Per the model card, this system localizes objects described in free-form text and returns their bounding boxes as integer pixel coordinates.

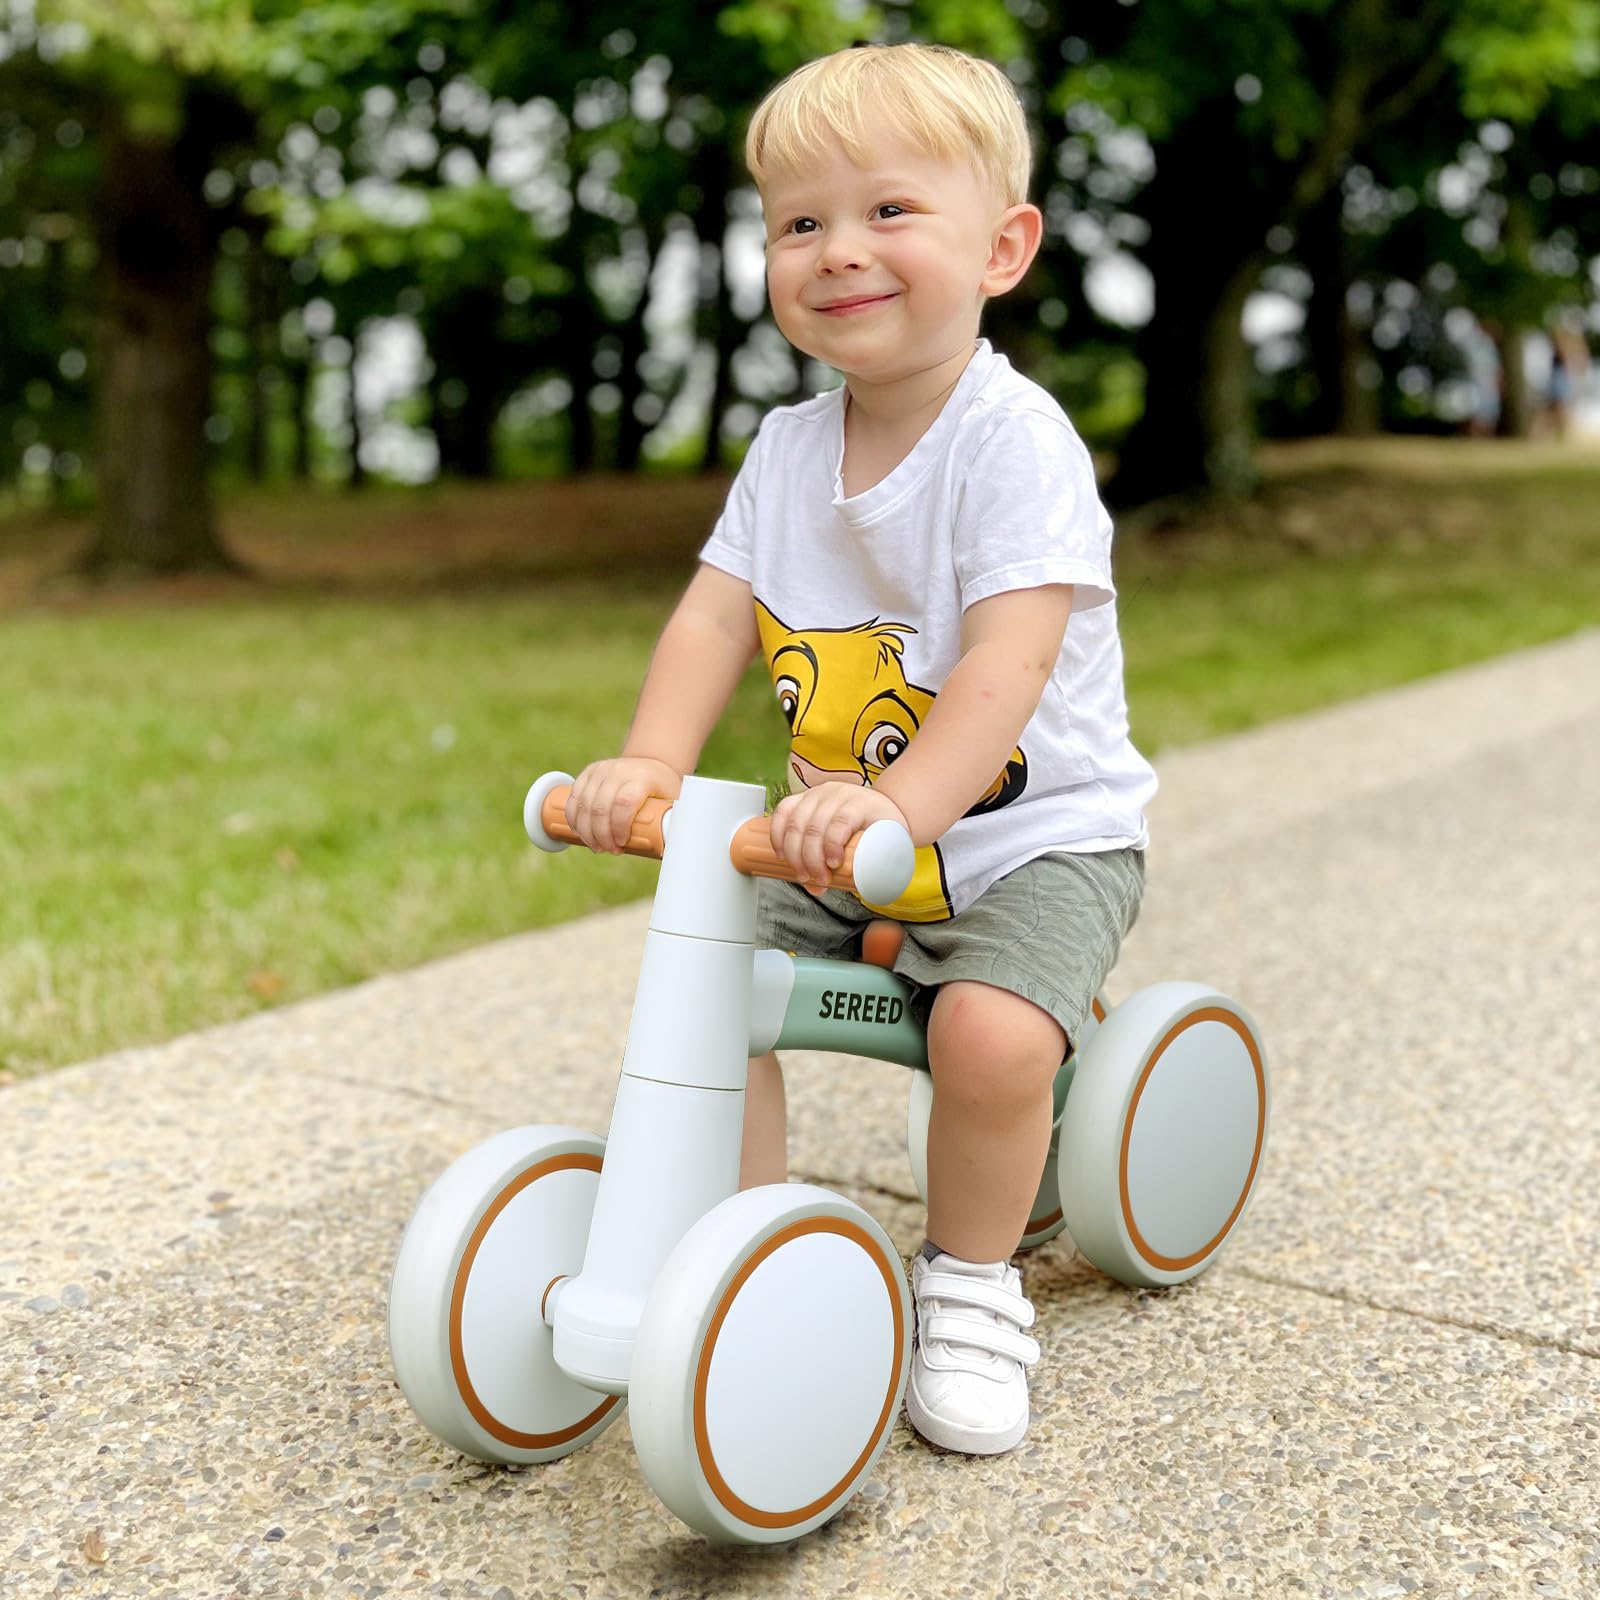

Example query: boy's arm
[566,563,759,853]
[770,585,1073,885]
[622,563,760,769]
[875,584,1073,842]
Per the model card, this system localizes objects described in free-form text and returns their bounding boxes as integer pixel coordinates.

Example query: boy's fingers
[807,803,844,874]
[567,782,593,845]
[777,801,808,871]
[789,822,811,872]
[823,810,856,868]
[591,780,615,844]
[609,788,637,853]
[804,811,835,885]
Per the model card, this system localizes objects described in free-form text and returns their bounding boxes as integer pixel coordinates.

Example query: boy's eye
[875,204,905,219]
[784,203,908,236]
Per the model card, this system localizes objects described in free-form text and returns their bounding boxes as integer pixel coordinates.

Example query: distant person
[1541,327,1590,440]
[562,41,1154,1457]
[1563,330,1596,436]
[1461,318,1502,438]
[1544,346,1571,439]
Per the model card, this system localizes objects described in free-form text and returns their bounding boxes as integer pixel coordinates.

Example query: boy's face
[760,125,1023,388]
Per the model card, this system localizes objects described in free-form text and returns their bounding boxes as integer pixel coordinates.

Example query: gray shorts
[756,848,1145,1051]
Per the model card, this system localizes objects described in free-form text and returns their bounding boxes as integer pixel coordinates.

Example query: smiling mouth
[815,294,897,316]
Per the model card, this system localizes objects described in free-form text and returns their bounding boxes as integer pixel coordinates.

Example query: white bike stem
[551,776,766,1395]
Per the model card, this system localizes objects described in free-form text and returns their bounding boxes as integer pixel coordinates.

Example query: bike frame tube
[551,775,765,1394]
[550,775,927,1396]
[753,951,929,1072]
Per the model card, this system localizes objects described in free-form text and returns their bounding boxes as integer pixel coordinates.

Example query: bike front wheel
[389,1125,623,1465]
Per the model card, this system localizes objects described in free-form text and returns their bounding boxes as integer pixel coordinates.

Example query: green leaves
[258,179,562,293]
[1446,0,1600,122]
[717,0,882,70]
[44,0,253,77]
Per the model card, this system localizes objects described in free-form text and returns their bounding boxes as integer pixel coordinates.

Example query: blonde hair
[745,43,1032,209]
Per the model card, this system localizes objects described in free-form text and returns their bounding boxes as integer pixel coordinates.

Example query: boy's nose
[817,229,870,274]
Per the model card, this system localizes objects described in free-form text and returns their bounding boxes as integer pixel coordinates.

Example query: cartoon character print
[755,599,1027,921]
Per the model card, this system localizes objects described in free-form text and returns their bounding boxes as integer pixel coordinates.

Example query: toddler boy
[565,41,1156,1455]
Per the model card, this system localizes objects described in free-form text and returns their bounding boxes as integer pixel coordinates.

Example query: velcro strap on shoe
[918,1272,1037,1328]
[924,1313,1041,1367]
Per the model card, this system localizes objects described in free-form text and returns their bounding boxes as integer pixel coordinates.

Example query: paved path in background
[4,631,1598,1600]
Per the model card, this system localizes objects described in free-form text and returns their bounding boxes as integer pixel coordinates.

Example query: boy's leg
[924,981,1064,1260]
[909,979,1061,1456]
[739,1051,788,1189]
[743,874,866,1193]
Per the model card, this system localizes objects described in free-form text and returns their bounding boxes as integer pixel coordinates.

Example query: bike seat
[860,920,905,969]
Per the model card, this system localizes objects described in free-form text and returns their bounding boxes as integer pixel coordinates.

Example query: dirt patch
[1258,435,1600,479]
[4,438,1597,611]
[0,473,732,610]
[229,474,731,586]
[1120,470,1495,564]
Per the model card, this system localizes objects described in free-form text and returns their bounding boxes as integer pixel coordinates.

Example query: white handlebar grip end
[524,770,576,852]
[853,819,916,905]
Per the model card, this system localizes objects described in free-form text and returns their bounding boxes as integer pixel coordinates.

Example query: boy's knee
[928,982,1063,1109]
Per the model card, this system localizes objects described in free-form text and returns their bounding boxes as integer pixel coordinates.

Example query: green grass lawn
[3,440,1598,1076]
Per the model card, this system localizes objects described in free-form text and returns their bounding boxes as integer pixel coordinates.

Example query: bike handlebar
[532,784,671,859]
[525,774,916,905]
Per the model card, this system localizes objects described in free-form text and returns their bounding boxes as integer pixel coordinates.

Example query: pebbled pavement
[3,630,1597,1599]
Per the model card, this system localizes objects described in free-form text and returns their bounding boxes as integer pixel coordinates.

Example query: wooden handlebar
[538,786,670,858]
[539,784,869,891]
[727,820,870,891]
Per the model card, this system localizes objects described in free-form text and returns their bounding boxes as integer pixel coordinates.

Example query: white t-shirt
[700,338,1156,922]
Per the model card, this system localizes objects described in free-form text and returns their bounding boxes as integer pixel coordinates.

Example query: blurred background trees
[1,0,1596,573]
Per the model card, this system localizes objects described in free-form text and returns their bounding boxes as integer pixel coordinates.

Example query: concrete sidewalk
[4,631,1598,1600]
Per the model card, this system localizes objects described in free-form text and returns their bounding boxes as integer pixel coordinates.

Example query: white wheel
[905,992,1108,1252]
[389,1126,623,1465]
[628,1185,910,1545]
[1057,983,1268,1288]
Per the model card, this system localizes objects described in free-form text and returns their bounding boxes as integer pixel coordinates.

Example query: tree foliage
[0,0,1596,559]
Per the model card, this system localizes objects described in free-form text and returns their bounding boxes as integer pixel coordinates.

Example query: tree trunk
[615,217,667,474]
[696,142,739,475]
[244,228,279,482]
[430,286,502,477]
[553,208,598,473]
[1107,112,1266,506]
[1110,253,1260,506]
[286,351,313,480]
[83,118,239,575]
[1497,325,1534,439]
[1497,192,1538,439]
[615,301,651,473]
[347,360,367,489]
[1336,307,1380,437]
[1301,185,1380,437]
[243,232,266,481]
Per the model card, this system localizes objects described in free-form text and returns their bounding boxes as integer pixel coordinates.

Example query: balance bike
[388,771,1269,1546]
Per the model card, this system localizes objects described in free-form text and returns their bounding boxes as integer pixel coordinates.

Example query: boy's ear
[981,203,1044,299]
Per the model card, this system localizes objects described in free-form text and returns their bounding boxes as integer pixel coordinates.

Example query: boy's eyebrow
[764,172,932,207]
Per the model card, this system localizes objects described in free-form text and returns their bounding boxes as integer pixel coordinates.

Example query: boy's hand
[770,783,910,896]
[566,757,681,854]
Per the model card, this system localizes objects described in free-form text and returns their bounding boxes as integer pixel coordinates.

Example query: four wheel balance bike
[389,771,1270,1546]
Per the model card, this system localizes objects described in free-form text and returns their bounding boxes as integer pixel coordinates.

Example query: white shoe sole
[904,1378,1028,1455]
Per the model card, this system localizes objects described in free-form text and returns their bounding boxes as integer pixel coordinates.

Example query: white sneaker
[905,1251,1040,1455]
